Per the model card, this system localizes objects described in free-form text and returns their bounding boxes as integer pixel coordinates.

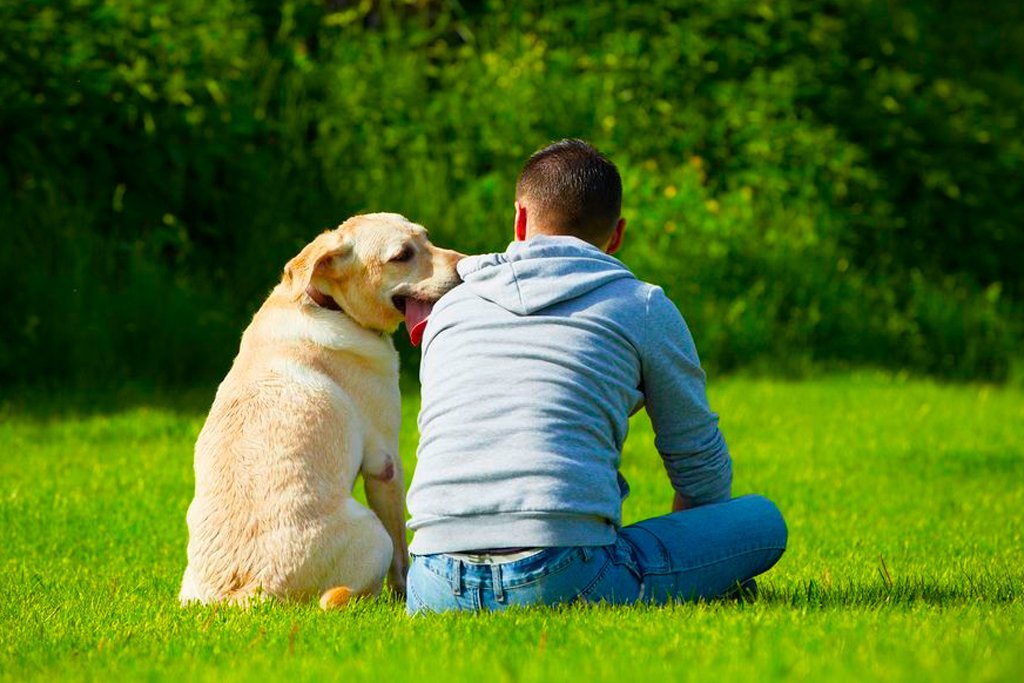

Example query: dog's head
[282,213,463,334]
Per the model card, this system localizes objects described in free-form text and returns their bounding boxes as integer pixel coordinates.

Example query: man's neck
[526,228,607,251]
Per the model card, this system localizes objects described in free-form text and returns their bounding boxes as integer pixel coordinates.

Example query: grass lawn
[2,373,1022,681]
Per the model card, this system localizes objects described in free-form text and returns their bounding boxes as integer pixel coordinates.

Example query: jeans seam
[417,550,581,587]
[576,556,614,601]
[503,555,581,588]
[408,580,427,612]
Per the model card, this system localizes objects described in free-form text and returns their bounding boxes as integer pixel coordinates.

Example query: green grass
[2,374,1022,681]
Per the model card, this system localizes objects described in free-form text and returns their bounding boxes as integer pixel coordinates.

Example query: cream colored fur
[179,213,461,607]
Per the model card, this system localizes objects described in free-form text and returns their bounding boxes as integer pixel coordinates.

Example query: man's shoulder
[593,276,664,310]
[436,268,657,310]
[596,275,657,306]
[429,281,477,313]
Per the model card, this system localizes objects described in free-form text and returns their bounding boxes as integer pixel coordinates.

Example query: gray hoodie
[407,235,732,554]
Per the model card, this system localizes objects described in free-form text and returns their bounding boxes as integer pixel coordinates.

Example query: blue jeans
[406,495,787,613]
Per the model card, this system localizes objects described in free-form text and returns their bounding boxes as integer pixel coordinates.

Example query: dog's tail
[319,586,357,610]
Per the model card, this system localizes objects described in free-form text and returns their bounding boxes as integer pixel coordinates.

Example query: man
[405,139,786,612]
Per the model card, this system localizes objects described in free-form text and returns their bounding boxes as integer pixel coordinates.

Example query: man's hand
[671,491,694,513]
[388,553,408,599]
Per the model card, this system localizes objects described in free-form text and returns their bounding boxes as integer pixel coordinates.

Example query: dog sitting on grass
[179,213,461,608]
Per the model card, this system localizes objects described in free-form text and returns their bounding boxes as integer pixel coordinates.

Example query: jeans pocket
[619,523,671,573]
[407,556,464,614]
[576,540,642,605]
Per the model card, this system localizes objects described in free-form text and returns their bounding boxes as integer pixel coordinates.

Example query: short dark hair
[515,139,622,244]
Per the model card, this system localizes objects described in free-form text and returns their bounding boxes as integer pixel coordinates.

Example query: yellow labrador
[179,213,461,608]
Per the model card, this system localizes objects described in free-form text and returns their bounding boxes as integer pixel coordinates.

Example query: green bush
[1,0,1020,387]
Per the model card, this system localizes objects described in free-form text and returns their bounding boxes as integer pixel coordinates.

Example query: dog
[179,213,462,608]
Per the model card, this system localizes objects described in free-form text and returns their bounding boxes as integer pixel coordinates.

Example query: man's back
[407,235,728,554]
[405,139,785,613]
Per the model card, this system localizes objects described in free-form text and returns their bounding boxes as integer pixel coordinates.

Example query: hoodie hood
[456,235,634,315]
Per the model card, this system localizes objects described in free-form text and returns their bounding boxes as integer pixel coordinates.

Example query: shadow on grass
[760,575,1024,609]
[167,576,1024,622]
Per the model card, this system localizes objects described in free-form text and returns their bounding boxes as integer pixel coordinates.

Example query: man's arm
[639,286,733,510]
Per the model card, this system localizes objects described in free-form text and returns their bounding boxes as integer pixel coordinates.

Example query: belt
[448,547,543,564]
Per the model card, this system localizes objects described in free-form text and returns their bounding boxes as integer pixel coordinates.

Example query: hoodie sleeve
[639,286,732,505]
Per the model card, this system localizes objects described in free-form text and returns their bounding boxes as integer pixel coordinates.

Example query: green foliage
[1,0,1021,386]
[2,376,1024,680]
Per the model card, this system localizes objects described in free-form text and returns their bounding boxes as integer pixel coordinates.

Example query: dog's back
[179,214,462,606]
[180,291,398,605]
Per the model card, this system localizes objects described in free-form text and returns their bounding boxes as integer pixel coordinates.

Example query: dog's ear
[311,241,353,279]
[282,230,352,298]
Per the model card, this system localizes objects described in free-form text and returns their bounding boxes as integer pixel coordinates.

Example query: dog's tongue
[404,299,435,347]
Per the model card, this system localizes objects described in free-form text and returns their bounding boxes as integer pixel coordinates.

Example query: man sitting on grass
[405,139,787,612]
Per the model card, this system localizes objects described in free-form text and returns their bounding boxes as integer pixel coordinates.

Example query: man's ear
[514,201,528,242]
[605,217,626,255]
[282,231,352,297]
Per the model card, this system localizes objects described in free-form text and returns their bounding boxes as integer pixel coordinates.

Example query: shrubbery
[2,0,1021,386]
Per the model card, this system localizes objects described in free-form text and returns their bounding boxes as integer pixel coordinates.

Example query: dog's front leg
[363,451,408,598]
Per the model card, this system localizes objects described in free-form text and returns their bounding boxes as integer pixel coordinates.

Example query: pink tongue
[403,299,435,347]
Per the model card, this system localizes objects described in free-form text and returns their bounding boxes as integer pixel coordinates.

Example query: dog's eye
[390,245,415,263]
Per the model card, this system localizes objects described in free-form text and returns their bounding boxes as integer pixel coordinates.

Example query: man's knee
[736,493,788,553]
